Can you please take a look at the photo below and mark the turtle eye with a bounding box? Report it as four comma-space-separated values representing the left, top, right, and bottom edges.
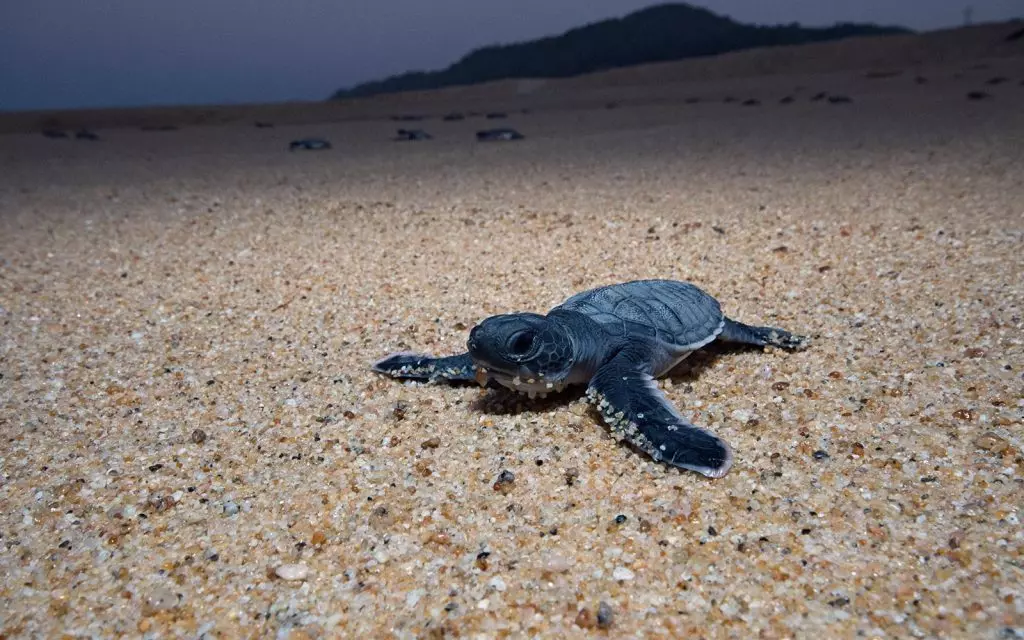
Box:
506, 330, 536, 357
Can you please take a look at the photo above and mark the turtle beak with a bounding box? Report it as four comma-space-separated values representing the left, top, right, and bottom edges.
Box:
474, 367, 489, 387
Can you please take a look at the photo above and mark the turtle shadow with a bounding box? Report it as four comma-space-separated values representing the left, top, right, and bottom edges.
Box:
468, 341, 763, 417
662, 341, 756, 384
470, 385, 586, 416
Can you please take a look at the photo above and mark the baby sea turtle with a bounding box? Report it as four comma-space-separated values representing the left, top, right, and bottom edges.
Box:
394, 128, 432, 141
476, 128, 524, 141
289, 138, 332, 151
373, 279, 810, 478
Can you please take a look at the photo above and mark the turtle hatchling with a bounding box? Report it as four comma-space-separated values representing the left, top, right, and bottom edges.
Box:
372, 279, 810, 478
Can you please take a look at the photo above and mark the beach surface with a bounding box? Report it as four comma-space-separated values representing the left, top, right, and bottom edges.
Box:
1, 29, 1023, 638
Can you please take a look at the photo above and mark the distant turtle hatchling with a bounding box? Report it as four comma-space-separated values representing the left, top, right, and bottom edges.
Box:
373, 279, 810, 478
394, 128, 432, 141
289, 138, 332, 151
476, 128, 524, 141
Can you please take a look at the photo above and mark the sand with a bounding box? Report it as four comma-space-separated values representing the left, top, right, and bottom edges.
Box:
1, 49, 1023, 638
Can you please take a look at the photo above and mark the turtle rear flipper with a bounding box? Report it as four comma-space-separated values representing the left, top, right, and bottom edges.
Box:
586, 345, 733, 478
719, 318, 810, 351
372, 352, 477, 382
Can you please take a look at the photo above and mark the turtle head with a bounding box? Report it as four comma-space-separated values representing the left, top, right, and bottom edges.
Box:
467, 313, 575, 396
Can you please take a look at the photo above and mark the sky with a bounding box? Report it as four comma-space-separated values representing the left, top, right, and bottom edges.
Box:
1, 0, 1020, 111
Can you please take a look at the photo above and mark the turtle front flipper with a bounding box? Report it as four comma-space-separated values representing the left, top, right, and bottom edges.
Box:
371, 352, 478, 383
586, 345, 733, 478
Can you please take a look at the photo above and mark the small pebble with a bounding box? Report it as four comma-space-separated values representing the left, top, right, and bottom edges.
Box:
974, 432, 1009, 453
612, 566, 635, 581
393, 401, 407, 420
731, 409, 753, 423
544, 554, 573, 573
142, 586, 179, 615
953, 408, 974, 421
575, 608, 595, 629
274, 563, 310, 581
597, 601, 614, 629
493, 470, 515, 493
191, 429, 207, 444
564, 468, 580, 486
813, 450, 830, 460
475, 551, 491, 571
223, 501, 240, 515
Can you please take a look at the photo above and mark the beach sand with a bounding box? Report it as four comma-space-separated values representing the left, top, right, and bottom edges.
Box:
1, 40, 1023, 638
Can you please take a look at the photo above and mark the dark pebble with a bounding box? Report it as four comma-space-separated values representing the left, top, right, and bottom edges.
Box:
564, 469, 579, 486
596, 601, 614, 629
813, 450, 830, 460
392, 402, 407, 420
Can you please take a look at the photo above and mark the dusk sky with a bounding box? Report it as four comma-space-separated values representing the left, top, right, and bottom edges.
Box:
1, 0, 1020, 111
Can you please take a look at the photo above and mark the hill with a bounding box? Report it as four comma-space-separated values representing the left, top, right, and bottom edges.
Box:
331, 3, 910, 99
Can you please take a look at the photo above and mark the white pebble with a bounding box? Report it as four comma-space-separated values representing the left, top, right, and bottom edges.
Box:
405, 588, 425, 607
719, 598, 740, 617
612, 567, 635, 581
274, 564, 309, 581
544, 554, 573, 573
489, 576, 507, 592
731, 409, 752, 423
145, 586, 179, 612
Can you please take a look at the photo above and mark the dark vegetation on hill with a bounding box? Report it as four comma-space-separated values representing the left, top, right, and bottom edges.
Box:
331, 3, 910, 99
